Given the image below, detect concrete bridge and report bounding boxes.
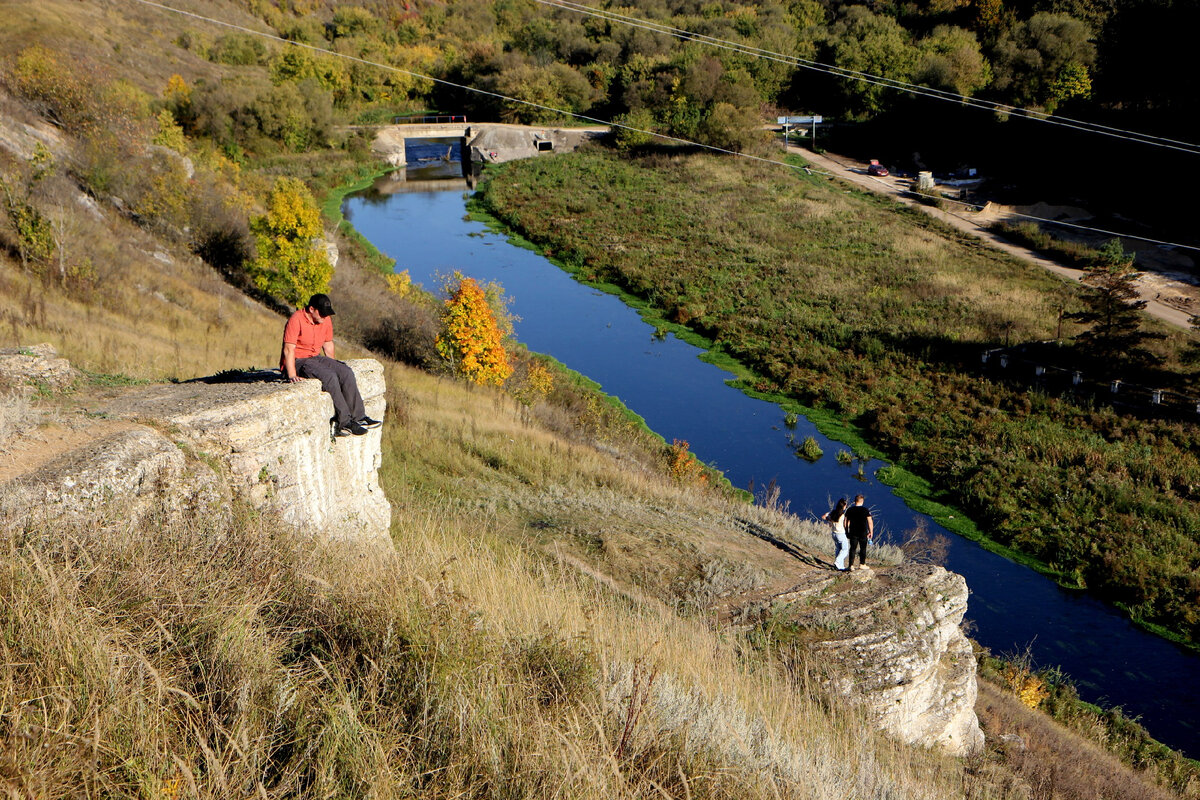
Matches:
[371,122,609,171]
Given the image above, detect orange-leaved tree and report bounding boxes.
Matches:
[437,273,513,386]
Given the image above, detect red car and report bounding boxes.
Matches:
[867,160,889,177]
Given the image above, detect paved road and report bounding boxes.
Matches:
[790,145,1196,331]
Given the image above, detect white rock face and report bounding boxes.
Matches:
[770,564,984,756]
[110,360,391,540]
[2,358,391,543]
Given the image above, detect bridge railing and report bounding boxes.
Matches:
[391,115,468,125]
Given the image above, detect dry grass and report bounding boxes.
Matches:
[976,681,1185,800]
[0,452,974,800]
[0,392,34,447]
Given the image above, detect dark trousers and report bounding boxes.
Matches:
[297,355,365,427]
[847,533,869,567]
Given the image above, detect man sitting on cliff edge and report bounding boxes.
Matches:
[280,293,382,437]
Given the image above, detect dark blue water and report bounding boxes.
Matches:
[344,167,1200,758]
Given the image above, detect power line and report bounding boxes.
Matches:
[534,0,1200,155]
[123,0,1200,254]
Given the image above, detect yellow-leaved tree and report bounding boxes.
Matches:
[247,177,332,308]
[437,274,513,386]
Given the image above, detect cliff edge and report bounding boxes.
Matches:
[0,346,390,542]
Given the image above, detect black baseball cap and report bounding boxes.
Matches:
[307,293,335,316]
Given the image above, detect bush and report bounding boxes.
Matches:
[436,274,513,386]
[247,177,333,308]
[797,436,823,461]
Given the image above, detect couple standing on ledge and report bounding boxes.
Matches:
[822,494,874,572]
[281,293,382,438]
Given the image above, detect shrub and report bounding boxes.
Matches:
[436,274,513,386]
[797,435,823,461]
[612,108,658,151]
[667,439,708,485]
[386,270,412,298]
[247,177,332,307]
[5,45,93,130]
[0,144,55,271]
[509,356,556,406]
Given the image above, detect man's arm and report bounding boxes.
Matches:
[867,513,874,540]
[283,342,300,382]
[322,340,335,359]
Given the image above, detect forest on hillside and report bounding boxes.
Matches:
[151,0,1198,230]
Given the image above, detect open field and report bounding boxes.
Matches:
[476,148,1200,647]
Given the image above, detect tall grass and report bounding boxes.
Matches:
[0,425,967,799]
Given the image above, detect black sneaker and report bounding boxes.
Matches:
[342,420,368,436]
[334,424,353,438]
[358,416,382,429]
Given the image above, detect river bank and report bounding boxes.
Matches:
[463,196,1046,573]
[468,148,1200,654]
[340,165,1200,766]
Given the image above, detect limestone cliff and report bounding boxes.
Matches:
[1,348,390,542]
[762,563,983,755]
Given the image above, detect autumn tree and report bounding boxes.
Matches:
[1066,239,1163,367]
[247,177,332,308]
[436,273,513,386]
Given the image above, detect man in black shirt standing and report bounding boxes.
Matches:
[843,494,874,571]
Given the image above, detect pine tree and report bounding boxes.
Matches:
[1066,239,1163,367]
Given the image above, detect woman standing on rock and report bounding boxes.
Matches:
[823,498,850,573]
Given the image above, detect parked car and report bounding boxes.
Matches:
[867,160,889,177]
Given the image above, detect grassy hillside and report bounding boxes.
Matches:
[0,2,1195,798]
[475,148,1200,648]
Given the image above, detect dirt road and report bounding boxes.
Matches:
[790,145,1199,331]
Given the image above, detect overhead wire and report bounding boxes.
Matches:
[533,0,1200,154]
[124,0,1200,253]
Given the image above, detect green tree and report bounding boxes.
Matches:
[991,12,1094,110]
[1066,239,1163,367]
[916,26,992,96]
[825,7,919,117]
[612,107,658,150]
[247,177,332,307]
[0,143,55,271]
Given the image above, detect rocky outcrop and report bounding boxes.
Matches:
[737,562,983,756]
[1,355,391,543]
[0,343,77,394]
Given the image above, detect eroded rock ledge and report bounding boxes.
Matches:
[1,349,390,542]
[735,562,984,756]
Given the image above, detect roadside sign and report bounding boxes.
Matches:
[777,116,823,125]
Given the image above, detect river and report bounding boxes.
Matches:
[344,140,1200,758]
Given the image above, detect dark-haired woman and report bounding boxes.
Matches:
[822,498,850,572]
